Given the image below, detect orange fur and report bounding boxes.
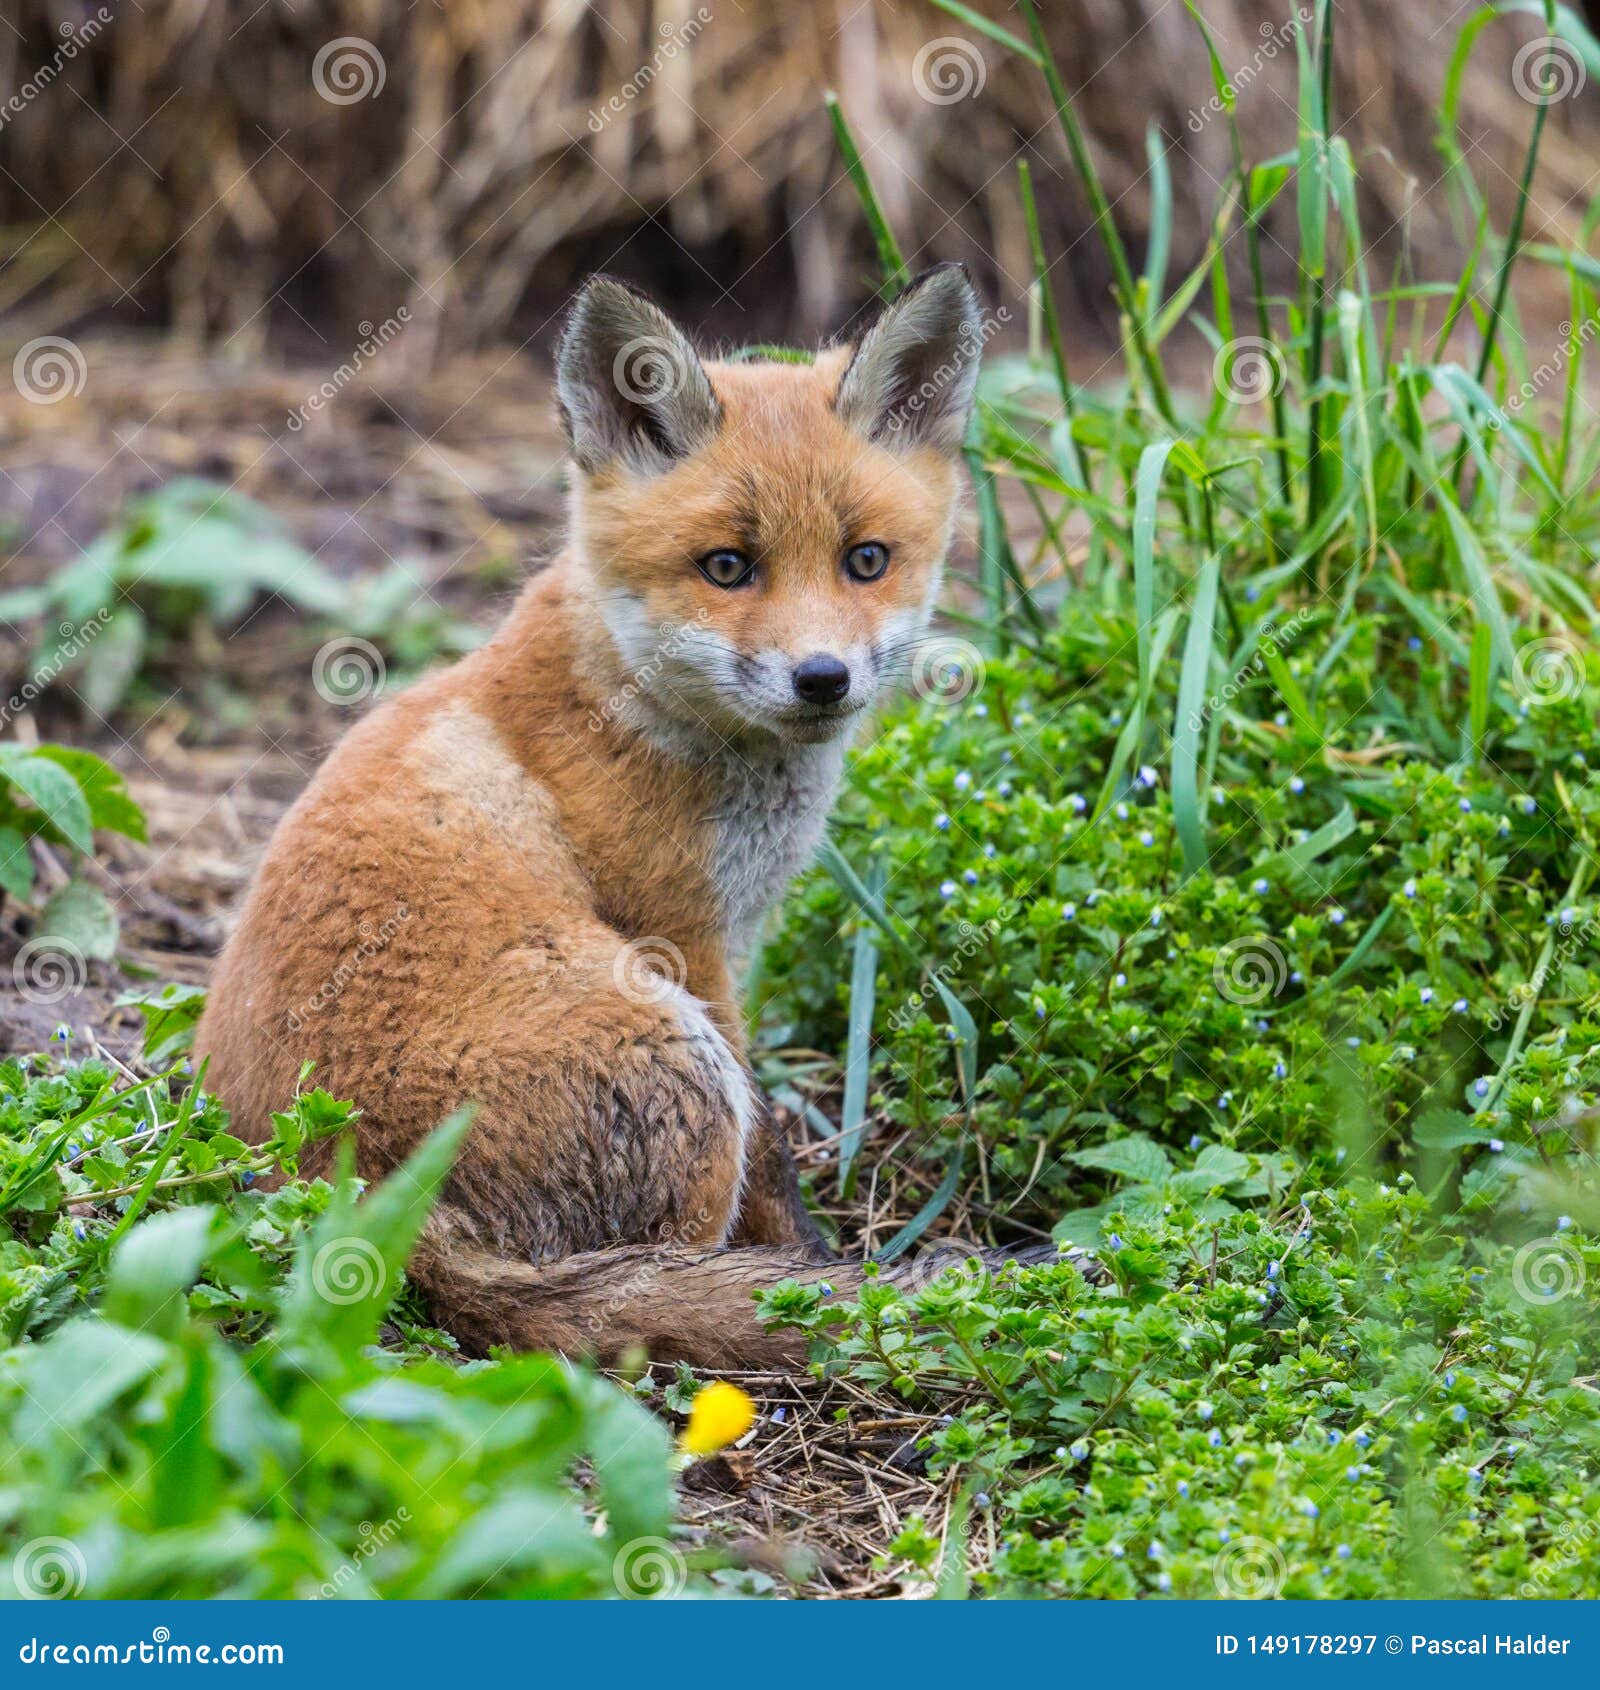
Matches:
[196,268,983,1364]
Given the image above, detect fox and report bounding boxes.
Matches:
[197,264,1047,1368]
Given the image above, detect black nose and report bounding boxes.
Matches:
[792,653,851,705]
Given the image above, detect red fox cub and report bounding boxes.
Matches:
[198,266,992,1366]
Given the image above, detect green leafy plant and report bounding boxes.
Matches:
[0,744,145,960]
[0,479,347,716]
[0,1057,685,1598]
[747,0,1600,1595]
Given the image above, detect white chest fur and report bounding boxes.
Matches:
[710,739,846,954]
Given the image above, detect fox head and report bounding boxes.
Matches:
[556,265,983,748]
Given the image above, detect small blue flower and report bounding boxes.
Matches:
[1069,1441,1089,1462]
[50,1023,70,1043]
[1267,1260,1280,1279]
[997,780,1013,798]
[1147,1541,1164,1559]
[1138,765,1159,789]
[1473,1078,1490,1098]
[1289,775,1306,794]
[1150,909,1162,927]
[1336,1543,1352,1560]
[1061,902,1077,922]
[1067,793,1087,814]
[1109,1544,1125,1559]
[1156,1572,1172,1592]
[1407,635,1423,652]
[972,702,988,717]
[1207,1429,1223,1447]
[1403,878,1417,899]
[819,1283,834,1297]
[1273,1061,1287,1079]
[1188,1133,1202,1151]
[1354,1430,1370,1448]
[1138,830,1155,847]
[1176,1479,1189,1497]
[954,771,971,792]
[1488,1138,1503,1153]
[1459,797,1472,812]
[1451,1404,1467,1423]
[983,843,996,859]
[1444,1372,1456,1387]
[1301,1500,1320,1519]
[975,1491,991,1509]
[1219,1528,1231,1543]
[1346,1465,1363,1481]
[940,880,957,899]
[1290,969,1303,985]
[72,1220,86,1240]
[963,868,978,885]
[1329,908,1346,925]
[1244,584,1259,602]
[1217,1093,1230,1111]
[1346,1036,1361,1049]
[1520,795,1538,815]
[240,1169,255,1187]
[934,812,950,831]
[1252,878,1269,895]
[1453,998,1468,1013]
[1108,1233,1125,1251]
[1197,1402,1214,1421]
[1558,1214,1573,1232]
[1114,972,1127,988]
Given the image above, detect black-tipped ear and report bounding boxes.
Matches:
[835,264,983,453]
[556,277,720,474]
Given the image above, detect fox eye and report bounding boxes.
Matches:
[697,548,754,589]
[844,541,890,582]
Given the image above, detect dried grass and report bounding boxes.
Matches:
[0,1,1589,350]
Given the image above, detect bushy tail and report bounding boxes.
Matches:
[409,1219,1067,1369]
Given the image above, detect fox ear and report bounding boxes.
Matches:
[556,277,720,474]
[834,264,983,453]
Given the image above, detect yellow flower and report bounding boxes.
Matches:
[679,1381,756,1457]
